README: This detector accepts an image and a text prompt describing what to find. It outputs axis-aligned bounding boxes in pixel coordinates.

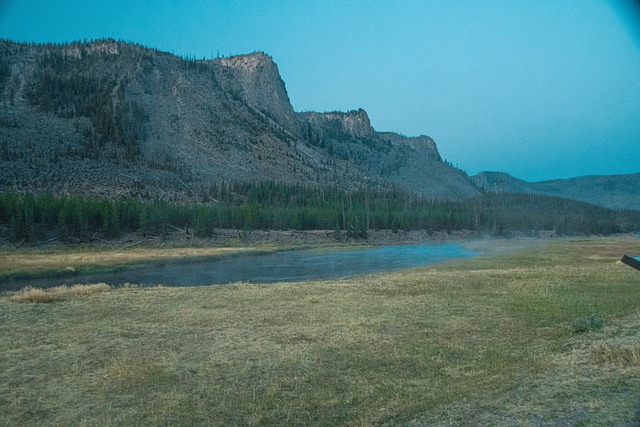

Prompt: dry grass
[0,236,639,425]
[8,283,111,303]
[591,345,640,368]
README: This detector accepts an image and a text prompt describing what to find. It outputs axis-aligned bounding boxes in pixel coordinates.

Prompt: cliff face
[299,109,375,139]
[215,52,301,136]
[296,109,476,199]
[0,39,479,201]
[378,132,440,161]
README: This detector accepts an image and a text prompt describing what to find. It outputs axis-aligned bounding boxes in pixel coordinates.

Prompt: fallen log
[121,241,144,250]
[13,239,25,250]
[166,224,186,233]
[36,237,59,246]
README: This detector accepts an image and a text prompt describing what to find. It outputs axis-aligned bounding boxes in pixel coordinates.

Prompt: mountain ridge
[0,38,637,211]
[0,38,480,202]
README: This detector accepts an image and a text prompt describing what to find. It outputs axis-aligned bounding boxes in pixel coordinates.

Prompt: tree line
[1,182,638,243]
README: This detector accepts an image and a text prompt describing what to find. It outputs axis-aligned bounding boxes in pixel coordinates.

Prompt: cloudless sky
[1,0,639,181]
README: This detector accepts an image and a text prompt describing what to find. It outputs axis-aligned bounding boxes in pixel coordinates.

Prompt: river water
[2,243,478,290]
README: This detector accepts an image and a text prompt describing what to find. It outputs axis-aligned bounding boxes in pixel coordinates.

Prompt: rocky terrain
[0,39,477,202]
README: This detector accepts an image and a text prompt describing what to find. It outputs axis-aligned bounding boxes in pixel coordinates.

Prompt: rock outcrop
[299,109,376,139]
[215,52,301,136]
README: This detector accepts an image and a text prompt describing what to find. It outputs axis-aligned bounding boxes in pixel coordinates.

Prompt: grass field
[1,237,639,425]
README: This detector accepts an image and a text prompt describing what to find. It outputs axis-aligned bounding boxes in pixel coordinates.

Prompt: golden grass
[591,345,640,368]
[8,283,111,303]
[0,236,639,425]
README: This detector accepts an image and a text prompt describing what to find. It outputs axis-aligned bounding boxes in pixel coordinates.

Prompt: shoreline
[0,227,581,251]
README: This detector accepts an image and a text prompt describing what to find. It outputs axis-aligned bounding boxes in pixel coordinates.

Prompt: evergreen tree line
[0,183,638,243]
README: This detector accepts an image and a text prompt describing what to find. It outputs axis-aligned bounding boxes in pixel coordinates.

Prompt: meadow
[1,236,639,425]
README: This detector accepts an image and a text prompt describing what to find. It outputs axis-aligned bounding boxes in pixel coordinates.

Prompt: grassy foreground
[1,237,639,425]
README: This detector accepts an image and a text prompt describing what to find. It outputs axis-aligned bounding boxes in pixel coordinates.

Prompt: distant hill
[472,172,640,211]
[0,39,478,202]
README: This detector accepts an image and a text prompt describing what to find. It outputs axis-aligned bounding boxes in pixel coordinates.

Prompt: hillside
[0,39,478,202]
[472,172,640,211]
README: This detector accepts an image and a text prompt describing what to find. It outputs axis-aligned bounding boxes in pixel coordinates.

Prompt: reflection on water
[2,244,477,290]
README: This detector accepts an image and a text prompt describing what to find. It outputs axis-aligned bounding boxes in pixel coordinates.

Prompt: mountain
[0,39,479,201]
[472,171,640,211]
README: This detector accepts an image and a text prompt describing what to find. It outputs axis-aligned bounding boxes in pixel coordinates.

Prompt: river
[2,243,478,290]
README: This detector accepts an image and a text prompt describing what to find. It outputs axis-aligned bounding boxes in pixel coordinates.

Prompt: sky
[1,0,639,182]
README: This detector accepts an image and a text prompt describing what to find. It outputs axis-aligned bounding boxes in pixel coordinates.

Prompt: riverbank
[1,237,639,425]
[215,228,484,246]
[0,228,483,250]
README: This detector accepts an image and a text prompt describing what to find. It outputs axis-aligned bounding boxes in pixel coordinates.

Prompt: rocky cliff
[216,52,301,136]
[300,108,375,139]
[0,39,479,201]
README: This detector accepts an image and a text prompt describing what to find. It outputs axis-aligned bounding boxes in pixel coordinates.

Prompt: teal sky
[1,0,639,181]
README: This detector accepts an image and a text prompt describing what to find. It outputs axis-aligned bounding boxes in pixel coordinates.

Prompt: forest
[1,181,638,243]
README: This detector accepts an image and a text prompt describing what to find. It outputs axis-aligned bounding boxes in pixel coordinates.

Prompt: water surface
[2,243,477,290]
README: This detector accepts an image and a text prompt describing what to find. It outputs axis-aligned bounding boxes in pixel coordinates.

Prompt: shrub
[570,313,605,333]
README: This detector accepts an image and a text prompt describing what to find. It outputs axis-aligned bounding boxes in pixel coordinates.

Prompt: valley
[1,6,639,426]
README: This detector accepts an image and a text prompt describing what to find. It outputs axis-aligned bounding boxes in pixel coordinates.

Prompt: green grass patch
[1,237,639,425]
[570,313,605,334]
